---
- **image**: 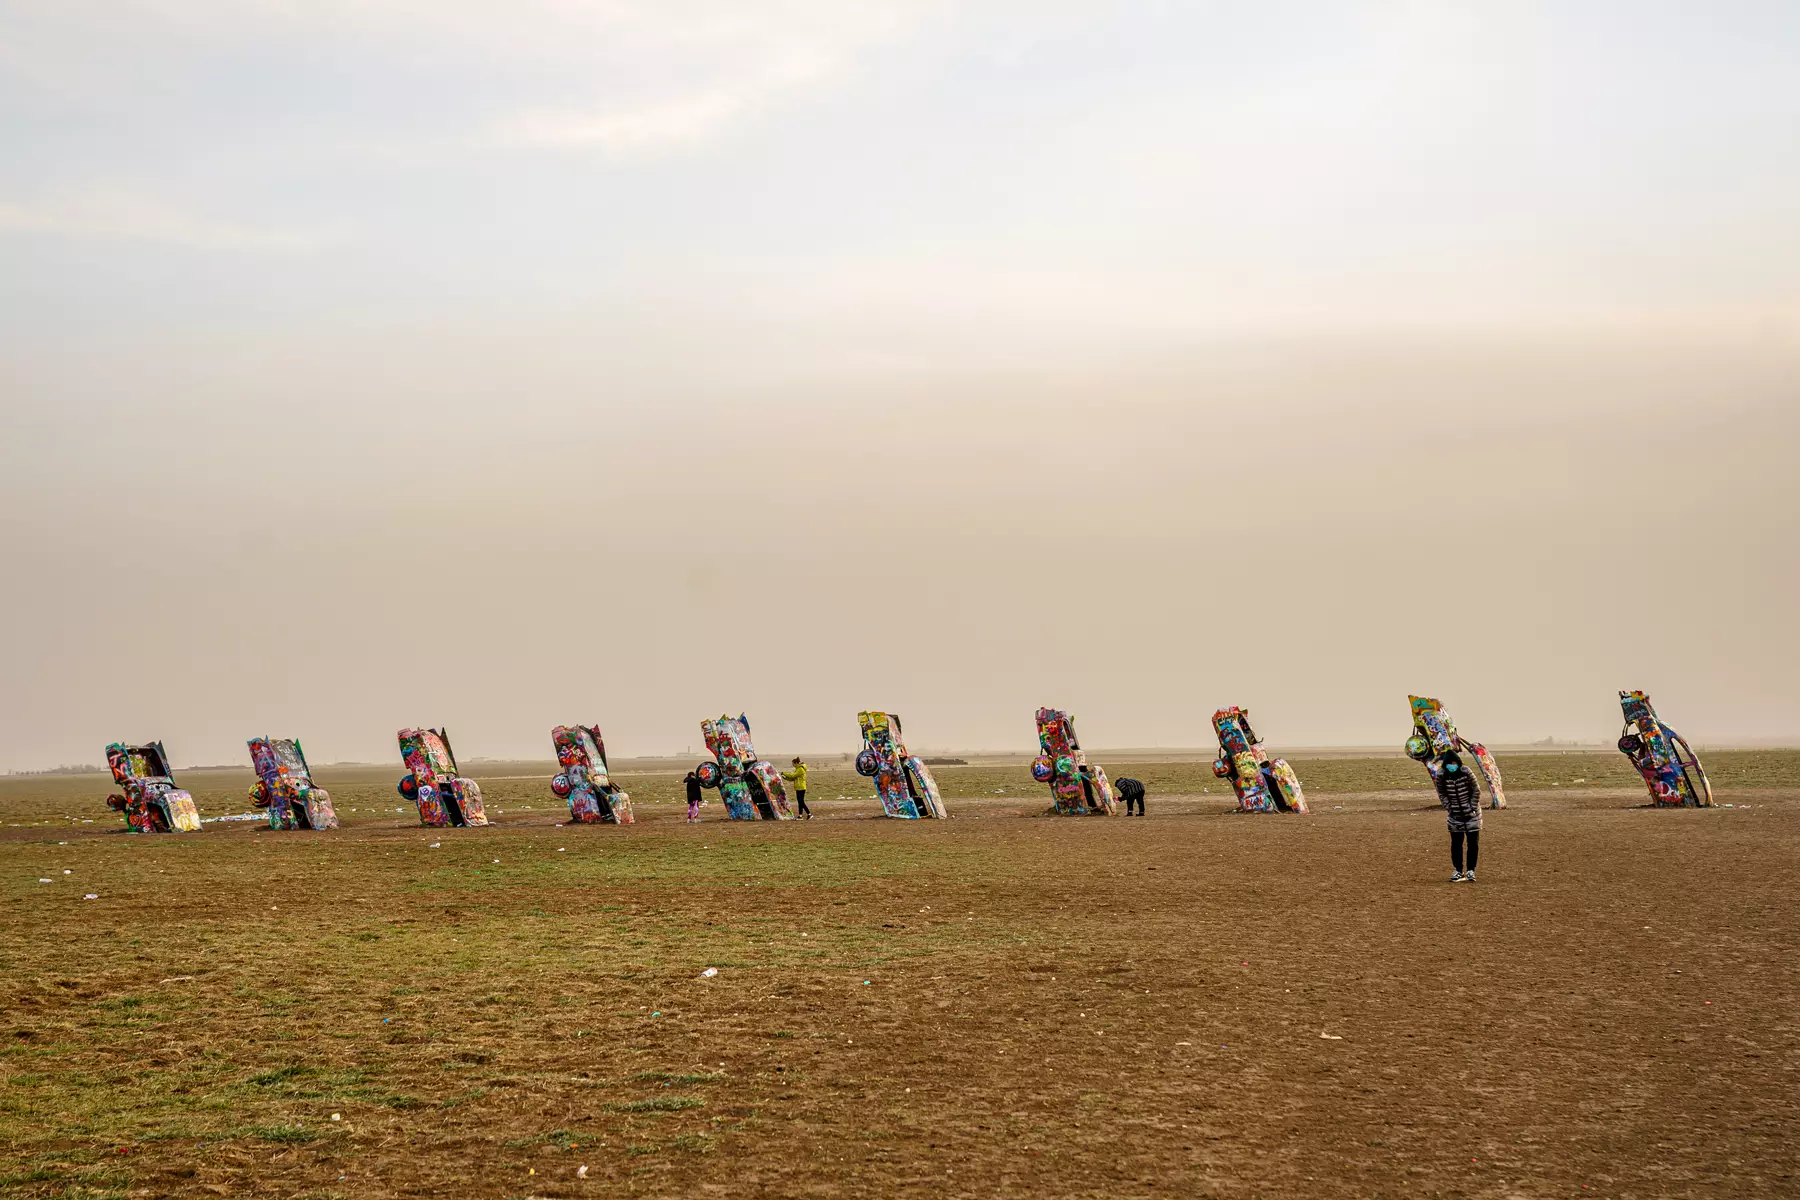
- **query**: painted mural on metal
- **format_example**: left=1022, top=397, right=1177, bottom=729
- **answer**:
left=396, top=727, right=490, bottom=827
left=693, top=715, right=792, bottom=820
left=103, top=741, right=202, bottom=833
left=246, top=737, right=339, bottom=830
left=1031, top=707, right=1117, bottom=815
left=1210, top=707, right=1308, bottom=813
left=855, top=711, right=947, bottom=819
left=1617, top=690, right=1712, bottom=808
left=550, top=724, right=635, bottom=824
left=1405, top=696, right=1506, bottom=809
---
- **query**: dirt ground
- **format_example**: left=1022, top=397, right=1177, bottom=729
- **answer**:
left=2, top=760, right=1797, bottom=1198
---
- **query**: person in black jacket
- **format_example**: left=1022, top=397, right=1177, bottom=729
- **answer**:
left=1434, top=751, right=1483, bottom=882
left=1115, top=776, right=1146, bottom=816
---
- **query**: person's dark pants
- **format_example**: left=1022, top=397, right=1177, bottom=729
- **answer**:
left=1127, top=795, right=1144, bottom=816
left=795, top=790, right=810, bottom=818
left=1450, top=829, right=1480, bottom=873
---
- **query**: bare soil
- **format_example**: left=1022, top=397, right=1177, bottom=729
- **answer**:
left=2, top=765, right=1796, bottom=1198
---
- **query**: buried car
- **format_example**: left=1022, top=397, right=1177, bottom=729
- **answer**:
left=855, top=711, right=947, bottom=819
left=1617, top=690, right=1712, bottom=808
left=693, top=715, right=791, bottom=820
left=550, top=724, right=634, bottom=824
left=1030, top=707, right=1117, bottom=815
left=1211, top=707, right=1307, bottom=813
left=246, top=737, right=339, bottom=830
left=396, top=727, right=489, bottom=827
left=103, top=741, right=202, bottom=833
left=1405, top=696, right=1506, bottom=809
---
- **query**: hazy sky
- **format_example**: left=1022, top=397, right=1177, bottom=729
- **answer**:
left=3, top=2, right=1798, bottom=771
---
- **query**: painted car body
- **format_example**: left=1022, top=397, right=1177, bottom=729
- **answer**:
left=1405, top=696, right=1506, bottom=808
left=551, top=724, right=634, bottom=824
left=1210, top=707, right=1307, bottom=813
left=103, top=741, right=202, bottom=833
left=694, top=715, right=791, bottom=820
left=396, top=728, right=489, bottom=827
left=246, top=737, right=339, bottom=830
left=1030, top=707, right=1116, bottom=815
left=1617, top=690, right=1712, bottom=808
left=855, top=711, right=947, bottom=819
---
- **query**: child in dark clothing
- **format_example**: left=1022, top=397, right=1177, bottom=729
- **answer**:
left=1434, top=751, right=1483, bottom=882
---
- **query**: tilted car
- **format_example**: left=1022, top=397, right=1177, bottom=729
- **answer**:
left=396, top=727, right=489, bottom=827
left=693, top=715, right=791, bottom=820
left=103, top=741, right=202, bottom=833
left=246, top=737, right=339, bottom=830
left=855, top=711, right=947, bottom=819
left=1617, top=690, right=1712, bottom=808
left=1404, top=696, right=1506, bottom=808
left=1211, top=707, right=1307, bottom=813
left=1030, top=707, right=1116, bottom=815
left=550, top=724, right=635, bottom=824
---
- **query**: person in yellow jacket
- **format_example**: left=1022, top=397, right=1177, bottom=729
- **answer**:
left=782, top=757, right=812, bottom=819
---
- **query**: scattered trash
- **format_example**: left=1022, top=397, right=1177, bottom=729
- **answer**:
left=557, top=848, right=565, bottom=852
left=37, top=878, right=51, bottom=884
left=63, top=869, right=71, bottom=874
left=1175, top=1041, right=1191, bottom=1046
left=83, top=893, right=98, bottom=900
left=429, top=843, right=441, bottom=849
left=331, top=1113, right=341, bottom=1121
left=492, top=859, right=500, bottom=864
left=577, top=1165, right=588, bottom=1179
left=701, top=967, right=719, bottom=978
left=1319, top=1032, right=1343, bottom=1040
left=201, top=812, right=264, bottom=823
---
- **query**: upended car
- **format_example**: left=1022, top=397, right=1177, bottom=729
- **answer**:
left=692, top=715, right=792, bottom=820
left=855, top=711, right=947, bottom=819
left=550, top=724, right=635, bottom=824
left=246, top=736, right=339, bottom=830
left=396, top=727, right=490, bottom=827
left=103, top=741, right=202, bottom=833
left=1405, top=695, right=1506, bottom=808
left=1617, top=690, right=1712, bottom=808
left=1211, top=707, right=1308, bottom=813
left=1030, top=707, right=1117, bottom=815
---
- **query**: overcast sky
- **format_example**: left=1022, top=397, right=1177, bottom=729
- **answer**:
left=2, top=1, right=1797, bottom=771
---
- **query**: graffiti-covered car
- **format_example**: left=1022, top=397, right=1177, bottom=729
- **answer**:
left=855, top=711, right=947, bottom=819
left=1405, top=696, right=1505, bottom=808
left=551, top=724, right=634, bottom=824
left=1030, top=707, right=1116, bottom=815
left=1617, top=690, right=1712, bottom=808
left=693, top=715, right=791, bottom=820
left=103, top=741, right=202, bottom=833
left=1211, top=707, right=1307, bottom=813
left=246, top=737, right=339, bottom=830
left=396, top=728, right=489, bottom=827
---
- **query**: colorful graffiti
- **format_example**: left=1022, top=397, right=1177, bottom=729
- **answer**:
left=396, top=728, right=490, bottom=827
left=855, top=711, right=947, bottom=819
left=550, top=724, right=635, bottom=824
left=102, top=742, right=202, bottom=833
left=1031, top=707, right=1117, bottom=815
left=1405, top=696, right=1506, bottom=809
left=1617, top=691, right=1713, bottom=808
left=1210, top=707, right=1308, bottom=813
left=694, top=715, right=792, bottom=820
left=246, top=737, right=339, bottom=830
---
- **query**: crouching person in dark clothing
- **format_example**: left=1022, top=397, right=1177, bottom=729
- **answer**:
left=1435, top=751, right=1483, bottom=882
left=1115, top=776, right=1146, bottom=816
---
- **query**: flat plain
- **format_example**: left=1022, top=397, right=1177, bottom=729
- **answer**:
left=3, top=751, right=1797, bottom=1198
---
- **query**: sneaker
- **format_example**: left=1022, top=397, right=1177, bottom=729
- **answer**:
left=1464, top=870, right=1477, bottom=883
left=1450, top=870, right=1467, bottom=883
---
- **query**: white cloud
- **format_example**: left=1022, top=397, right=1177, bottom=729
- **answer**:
left=0, top=193, right=344, bottom=251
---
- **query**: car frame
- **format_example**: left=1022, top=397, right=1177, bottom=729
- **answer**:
left=1211, top=707, right=1308, bottom=813
left=693, top=715, right=792, bottom=820
left=854, top=711, right=947, bottom=819
left=396, top=727, right=490, bottom=827
left=1617, top=690, right=1712, bottom=808
left=550, top=724, right=635, bottom=824
left=103, top=741, right=202, bottom=833
left=1030, top=707, right=1117, bottom=815
left=246, top=737, right=339, bottom=830
left=1404, top=695, right=1506, bottom=808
